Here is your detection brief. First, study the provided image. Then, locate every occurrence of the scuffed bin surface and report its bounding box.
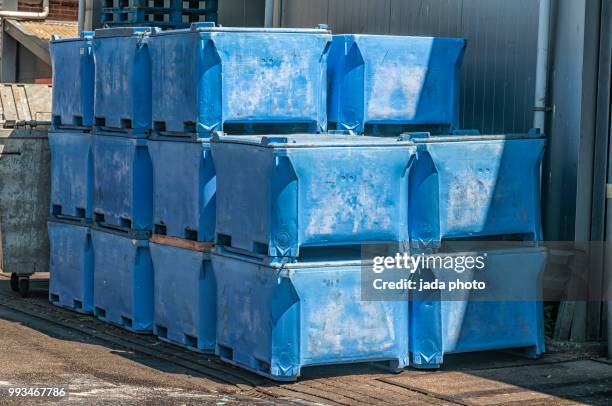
[49,131,93,220]
[328,35,465,134]
[150,25,331,137]
[212,250,409,381]
[93,27,157,135]
[410,247,547,369]
[149,139,215,241]
[50,33,95,129]
[211,133,415,260]
[92,228,153,333]
[92,134,153,233]
[151,242,215,352]
[48,220,93,313]
[409,134,545,246]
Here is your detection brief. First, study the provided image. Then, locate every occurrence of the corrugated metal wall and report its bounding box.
[219,0,265,27]
[280,0,539,134]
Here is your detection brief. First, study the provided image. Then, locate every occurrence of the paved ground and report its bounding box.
[0,273,610,405]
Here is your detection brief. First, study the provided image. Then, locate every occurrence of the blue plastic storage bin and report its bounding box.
[150,241,215,352]
[92,227,153,332]
[49,131,93,221]
[92,133,152,235]
[148,139,215,241]
[410,247,547,368]
[409,133,546,248]
[93,27,157,136]
[48,220,93,313]
[149,24,331,138]
[328,35,466,135]
[50,32,95,130]
[212,249,409,381]
[211,134,416,260]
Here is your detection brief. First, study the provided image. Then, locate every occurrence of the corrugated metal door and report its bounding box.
[280,0,539,134]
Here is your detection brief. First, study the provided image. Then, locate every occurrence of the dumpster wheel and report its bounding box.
[10,273,19,292]
[18,277,29,298]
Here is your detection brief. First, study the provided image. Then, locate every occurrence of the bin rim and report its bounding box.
[211,133,416,148]
[94,27,159,39]
[152,23,331,37]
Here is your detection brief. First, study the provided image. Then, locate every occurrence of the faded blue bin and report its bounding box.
[49,131,93,221]
[150,242,215,352]
[92,133,153,235]
[92,227,153,333]
[48,220,93,313]
[212,249,409,381]
[328,35,466,135]
[211,134,415,260]
[149,24,331,138]
[410,247,547,369]
[93,27,157,136]
[409,133,546,248]
[149,139,215,241]
[50,32,95,130]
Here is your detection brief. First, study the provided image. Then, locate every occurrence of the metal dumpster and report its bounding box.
[149,23,331,138]
[211,133,416,260]
[50,32,95,130]
[0,84,52,297]
[328,35,466,135]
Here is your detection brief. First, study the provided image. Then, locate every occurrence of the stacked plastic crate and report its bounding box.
[88,27,159,332]
[47,24,549,381]
[328,35,547,369]
[102,0,218,29]
[48,32,96,314]
[146,24,415,375]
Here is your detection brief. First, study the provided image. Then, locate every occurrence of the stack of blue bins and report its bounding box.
[326,34,547,369]
[48,32,95,315]
[88,27,158,333]
[147,23,417,375]
[146,23,336,353]
[48,22,548,382]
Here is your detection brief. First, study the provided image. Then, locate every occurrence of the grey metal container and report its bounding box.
[0,84,52,296]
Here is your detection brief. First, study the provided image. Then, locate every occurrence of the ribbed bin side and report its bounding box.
[409,135,546,247]
[328,35,466,135]
[410,247,547,369]
[50,35,95,130]
[93,28,155,135]
[212,251,409,381]
[92,134,153,234]
[150,242,215,352]
[48,221,93,314]
[92,228,153,333]
[212,134,415,260]
[149,139,215,241]
[150,26,332,137]
[49,131,94,221]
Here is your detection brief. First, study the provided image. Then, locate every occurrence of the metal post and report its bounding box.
[78,0,85,35]
[533,0,551,132]
[264,0,274,27]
